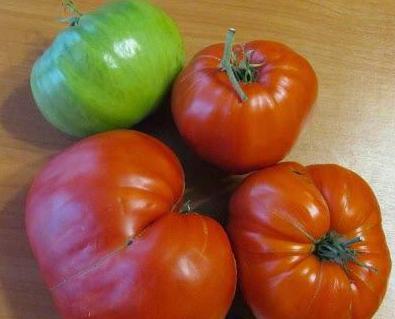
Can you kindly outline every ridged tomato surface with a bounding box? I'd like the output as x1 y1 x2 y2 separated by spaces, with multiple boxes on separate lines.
228 162 391 319
26 130 236 319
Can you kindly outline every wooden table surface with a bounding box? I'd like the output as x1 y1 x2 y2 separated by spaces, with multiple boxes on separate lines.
0 0 394 318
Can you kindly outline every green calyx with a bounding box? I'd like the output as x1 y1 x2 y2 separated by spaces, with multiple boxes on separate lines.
180 200 192 214
230 48 262 83
220 28 264 102
61 0 83 26
314 231 376 272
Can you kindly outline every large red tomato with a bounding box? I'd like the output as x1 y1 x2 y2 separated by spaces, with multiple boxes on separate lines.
26 130 236 319
172 29 317 173
228 162 391 319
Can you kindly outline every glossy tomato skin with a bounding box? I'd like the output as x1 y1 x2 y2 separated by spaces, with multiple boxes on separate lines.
172 42 317 174
26 130 236 319
228 162 391 319
31 0 185 137
51 213 236 319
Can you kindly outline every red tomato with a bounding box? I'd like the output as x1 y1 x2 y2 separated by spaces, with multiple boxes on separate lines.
172 29 318 173
228 162 391 319
26 130 236 319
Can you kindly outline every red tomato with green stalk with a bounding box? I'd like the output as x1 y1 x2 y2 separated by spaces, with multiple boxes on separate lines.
228 162 391 319
172 29 318 173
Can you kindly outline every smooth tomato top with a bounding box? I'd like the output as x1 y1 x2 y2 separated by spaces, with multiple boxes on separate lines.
172 41 318 173
228 162 391 319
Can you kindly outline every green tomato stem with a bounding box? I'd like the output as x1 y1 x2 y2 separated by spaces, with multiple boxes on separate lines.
63 0 82 16
314 231 377 272
62 0 82 26
220 28 248 102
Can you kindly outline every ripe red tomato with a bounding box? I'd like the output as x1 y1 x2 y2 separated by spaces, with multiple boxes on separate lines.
228 162 391 319
26 130 236 319
172 29 318 173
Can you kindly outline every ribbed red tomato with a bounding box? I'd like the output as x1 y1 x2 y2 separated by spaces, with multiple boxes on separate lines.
172 29 317 173
228 162 391 319
26 130 236 319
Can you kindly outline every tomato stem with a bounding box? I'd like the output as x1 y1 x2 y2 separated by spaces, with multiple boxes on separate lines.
220 28 248 102
62 0 83 26
314 231 377 272
180 179 240 218
180 200 192 213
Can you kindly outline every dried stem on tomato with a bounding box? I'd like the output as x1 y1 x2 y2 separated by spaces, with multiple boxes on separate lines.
61 0 83 26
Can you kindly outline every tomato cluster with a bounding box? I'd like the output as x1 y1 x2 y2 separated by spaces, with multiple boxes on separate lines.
26 2 391 319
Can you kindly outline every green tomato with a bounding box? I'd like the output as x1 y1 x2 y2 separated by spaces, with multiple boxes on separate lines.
31 0 185 137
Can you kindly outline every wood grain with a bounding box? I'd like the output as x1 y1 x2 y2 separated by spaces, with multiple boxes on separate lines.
0 0 394 318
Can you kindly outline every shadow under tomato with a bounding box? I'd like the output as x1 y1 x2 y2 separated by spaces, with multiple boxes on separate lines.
135 97 226 182
0 81 76 151
227 289 256 319
0 186 60 319
0 38 76 151
135 98 234 221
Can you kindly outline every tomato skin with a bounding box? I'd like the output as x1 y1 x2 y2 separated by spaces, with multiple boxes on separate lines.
31 0 185 137
26 130 236 319
172 41 317 174
227 162 391 319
